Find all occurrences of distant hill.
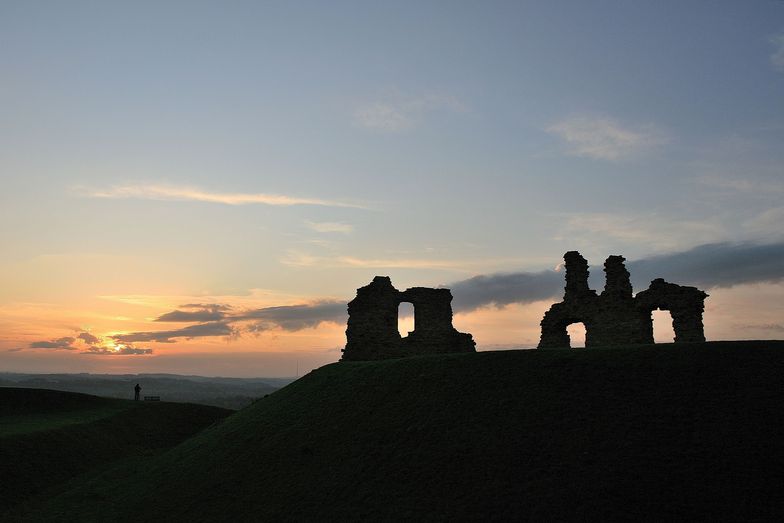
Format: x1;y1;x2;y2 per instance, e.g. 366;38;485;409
0;388;230;514
0;373;293;410
13;341;784;521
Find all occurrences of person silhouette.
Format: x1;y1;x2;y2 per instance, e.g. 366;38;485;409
134;383;141;401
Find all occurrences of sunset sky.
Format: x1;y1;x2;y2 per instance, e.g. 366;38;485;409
2;1;783;377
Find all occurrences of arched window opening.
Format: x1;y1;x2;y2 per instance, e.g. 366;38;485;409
398;302;414;338
566;322;586;348
652;309;675;343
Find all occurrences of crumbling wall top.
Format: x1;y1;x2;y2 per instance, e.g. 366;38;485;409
602;255;633;299
563;251;595;299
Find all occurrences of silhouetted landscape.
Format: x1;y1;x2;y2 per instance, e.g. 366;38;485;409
0;373;292;410
4;2;784;521
4;341;784;520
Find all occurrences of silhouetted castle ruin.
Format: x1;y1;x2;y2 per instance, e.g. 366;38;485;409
342;276;475;361
539;252;708;348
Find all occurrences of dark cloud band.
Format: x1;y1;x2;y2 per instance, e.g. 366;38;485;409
113;322;235;344
96;240;784;345
450;240;784;312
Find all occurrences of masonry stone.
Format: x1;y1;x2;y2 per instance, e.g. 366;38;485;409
342;277;475;361
538;252;708;348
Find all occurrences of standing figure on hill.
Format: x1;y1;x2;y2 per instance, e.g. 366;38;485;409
134;383;141;401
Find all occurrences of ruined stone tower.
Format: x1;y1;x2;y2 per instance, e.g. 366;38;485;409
538;252;708;348
342;276;475;361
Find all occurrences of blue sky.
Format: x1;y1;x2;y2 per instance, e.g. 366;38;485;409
1;1;783;375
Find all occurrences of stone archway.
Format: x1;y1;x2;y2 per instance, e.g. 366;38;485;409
635;279;708;343
539;301;596;349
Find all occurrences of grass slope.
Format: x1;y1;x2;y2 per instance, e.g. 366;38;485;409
0;388;231;515
24;341;784;521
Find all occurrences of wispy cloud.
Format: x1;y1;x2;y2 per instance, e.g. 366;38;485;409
304;220;354;234
547;116;667;161
29;337;77;350
353;91;466;132
77;332;100;344
113;321;235;344
697;174;784;195
744;207;784;236
240;301;346;332
279;251;508;271
155;304;231;322
739;323;784;333
770;33;784;72
109;301;346;345
554;212;724;251
78;184;366;209
84;345;153;355
20;331;153;355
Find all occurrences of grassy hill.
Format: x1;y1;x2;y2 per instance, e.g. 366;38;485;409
0;388;231;515
14;341;784;521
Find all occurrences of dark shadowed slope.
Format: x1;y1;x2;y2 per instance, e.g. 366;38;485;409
22;341;784;521
0;388;231;513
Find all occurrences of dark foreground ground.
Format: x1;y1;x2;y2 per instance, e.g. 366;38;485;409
5;340;784;521
0;389;231;517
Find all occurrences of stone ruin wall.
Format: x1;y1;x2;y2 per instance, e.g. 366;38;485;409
342;276;475;361
539;251;708;349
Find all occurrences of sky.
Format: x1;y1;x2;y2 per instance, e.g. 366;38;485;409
2;1;783;377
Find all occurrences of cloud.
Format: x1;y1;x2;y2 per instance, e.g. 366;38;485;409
547;116;666;161
739;323;784;332
120;301;347;344
77;332;101;345
113;321;235;343
280;251;509;271
78;331;154;355
354;102;413;131
180;303;233;311
447;240;784;313
304;220;354;234
239;301;347;332
353;92;466;132
84;345;153;355
697;175;784;196
771;33;784;72
745;207;784;237
554;212;725;251
625;241;784;290
156;304;230;322
78;184;365;209
134;300;346;340
23;331;154;355
29;337;77;350
449;271;563;312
